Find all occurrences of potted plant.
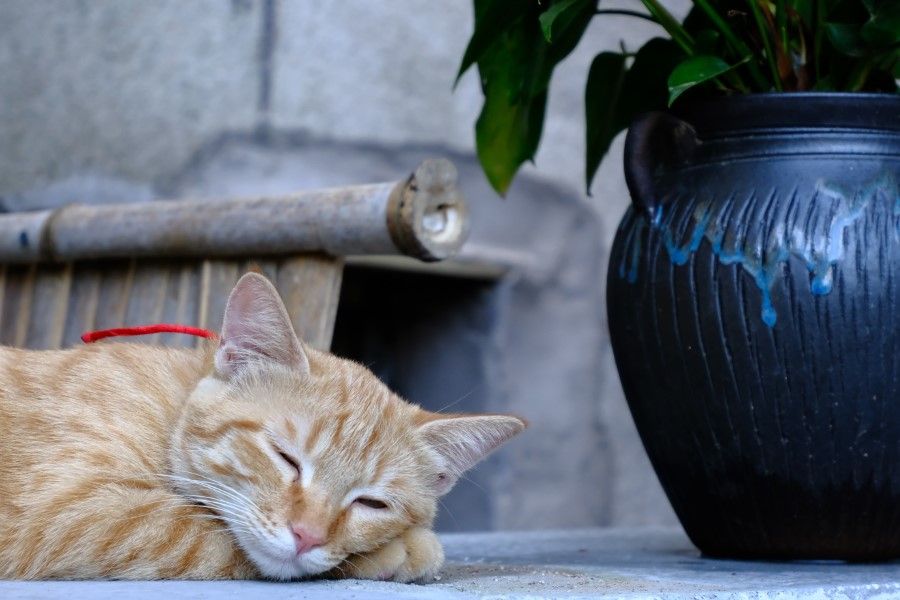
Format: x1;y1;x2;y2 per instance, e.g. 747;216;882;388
458;0;900;559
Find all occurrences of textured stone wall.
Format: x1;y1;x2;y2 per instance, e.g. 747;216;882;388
0;0;686;530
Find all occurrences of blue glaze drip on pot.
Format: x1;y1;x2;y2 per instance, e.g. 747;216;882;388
617;173;898;327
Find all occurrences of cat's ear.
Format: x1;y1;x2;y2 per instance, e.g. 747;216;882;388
418;413;526;495
214;273;310;378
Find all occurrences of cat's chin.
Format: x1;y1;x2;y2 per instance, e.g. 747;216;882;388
241;540;337;581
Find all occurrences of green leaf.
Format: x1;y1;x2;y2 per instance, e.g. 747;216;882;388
825;22;867;57
667;55;743;105
637;0;696;54
472;0;594;195
861;2;900;47
539;0;591;42
475;87;548;196
623;38;685;115
584;38;684;193
775;0;788;51
455;0;522;86
585;53;627;194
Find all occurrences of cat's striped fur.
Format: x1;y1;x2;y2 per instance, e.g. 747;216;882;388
0;273;525;581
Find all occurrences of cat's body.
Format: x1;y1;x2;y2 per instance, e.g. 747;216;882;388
0;274;525;581
0;343;251;579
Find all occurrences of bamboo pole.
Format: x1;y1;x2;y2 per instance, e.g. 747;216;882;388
0;159;468;264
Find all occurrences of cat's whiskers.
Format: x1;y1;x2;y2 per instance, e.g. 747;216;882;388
179;494;255;525
162;472;265;517
191;520;252;538
344;550;382;574
333;562;348;579
437;497;460;528
198;524;258;541
457;473;488;494
110;491;263;543
433;386;477;414
172;489;259;527
182;469;264;513
160;473;268;527
161;481;246;512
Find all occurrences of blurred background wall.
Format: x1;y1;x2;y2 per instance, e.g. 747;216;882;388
0;0;688;531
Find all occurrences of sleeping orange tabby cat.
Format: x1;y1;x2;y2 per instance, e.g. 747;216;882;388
0;273;525;581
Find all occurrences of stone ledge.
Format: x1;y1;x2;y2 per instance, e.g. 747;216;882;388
3;527;899;599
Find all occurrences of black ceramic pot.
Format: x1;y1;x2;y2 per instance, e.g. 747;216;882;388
608;93;900;560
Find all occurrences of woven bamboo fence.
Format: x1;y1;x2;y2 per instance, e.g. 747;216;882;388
0;159;468;351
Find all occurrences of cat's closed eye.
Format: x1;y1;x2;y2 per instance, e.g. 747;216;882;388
354;497;388;510
275;449;301;476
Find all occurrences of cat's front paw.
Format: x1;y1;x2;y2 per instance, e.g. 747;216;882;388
342;527;444;583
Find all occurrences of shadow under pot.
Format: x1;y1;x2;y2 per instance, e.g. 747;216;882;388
607;93;900;560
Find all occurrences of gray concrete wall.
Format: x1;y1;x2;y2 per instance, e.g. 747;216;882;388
0;0;687;530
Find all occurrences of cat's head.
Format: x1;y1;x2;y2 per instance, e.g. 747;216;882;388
170;273;525;580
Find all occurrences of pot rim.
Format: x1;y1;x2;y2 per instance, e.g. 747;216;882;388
672;92;900;136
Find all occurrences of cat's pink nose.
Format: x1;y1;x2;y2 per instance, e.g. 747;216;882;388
290;523;325;555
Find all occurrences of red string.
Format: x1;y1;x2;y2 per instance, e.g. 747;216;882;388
81;324;218;344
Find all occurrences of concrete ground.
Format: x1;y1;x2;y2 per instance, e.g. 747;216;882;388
3;528;899;599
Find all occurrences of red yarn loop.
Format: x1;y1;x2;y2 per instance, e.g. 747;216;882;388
81;324;218;344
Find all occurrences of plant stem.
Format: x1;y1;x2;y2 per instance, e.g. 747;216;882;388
595;9;657;24
724;71;750;93
637;0;695;55
747;0;783;91
618;40;635;59
692;0;771;90
775;0;787;53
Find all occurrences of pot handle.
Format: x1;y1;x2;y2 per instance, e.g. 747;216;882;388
623;112;698;220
